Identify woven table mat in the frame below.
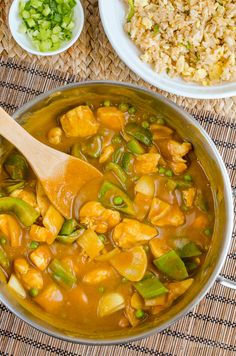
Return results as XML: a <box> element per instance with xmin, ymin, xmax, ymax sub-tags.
<box><xmin>0</xmin><ymin>1</ymin><xmax>236</xmax><ymax>355</ymax></box>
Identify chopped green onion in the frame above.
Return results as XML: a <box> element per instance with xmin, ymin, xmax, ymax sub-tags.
<box><xmin>204</xmin><ymin>228</ymin><xmax>212</xmax><ymax>236</ymax></box>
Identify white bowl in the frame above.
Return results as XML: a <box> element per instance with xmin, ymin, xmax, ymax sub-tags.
<box><xmin>9</xmin><ymin>0</ymin><xmax>84</xmax><ymax>56</ymax></box>
<box><xmin>99</xmin><ymin>0</ymin><xmax>236</xmax><ymax>99</ymax></box>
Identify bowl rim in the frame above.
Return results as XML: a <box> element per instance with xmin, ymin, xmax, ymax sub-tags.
<box><xmin>0</xmin><ymin>80</ymin><xmax>234</xmax><ymax>345</ymax></box>
<box><xmin>8</xmin><ymin>0</ymin><xmax>85</xmax><ymax>57</ymax></box>
<box><xmin>98</xmin><ymin>0</ymin><xmax>236</xmax><ymax>99</ymax></box>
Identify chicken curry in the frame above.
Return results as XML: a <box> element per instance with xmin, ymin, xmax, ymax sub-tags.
<box><xmin>0</xmin><ymin>99</ymin><xmax>214</xmax><ymax>333</ymax></box>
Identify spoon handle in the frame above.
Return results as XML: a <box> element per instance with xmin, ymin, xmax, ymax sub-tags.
<box><xmin>0</xmin><ymin>107</ymin><xmax>66</xmax><ymax>179</ymax></box>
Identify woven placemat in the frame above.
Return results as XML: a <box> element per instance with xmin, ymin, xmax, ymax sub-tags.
<box><xmin>0</xmin><ymin>1</ymin><xmax>236</xmax><ymax>355</ymax></box>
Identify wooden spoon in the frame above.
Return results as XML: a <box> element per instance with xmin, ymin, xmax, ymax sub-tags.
<box><xmin>0</xmin><ymin>107</ymin><xmax>102</xmax><ymax>218</ymax></box>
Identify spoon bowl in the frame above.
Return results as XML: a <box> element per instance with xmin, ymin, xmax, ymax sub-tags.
<box><xmin>0</xmin><ymin>107</ymin><xmax>102</xmax><ymax>218</ymax></box>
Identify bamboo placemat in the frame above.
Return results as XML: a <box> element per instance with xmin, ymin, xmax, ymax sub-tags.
<box><xmin>0</xmin><ymin>1</ymin><xmax>236</xmax><ymax>355</ymax></box>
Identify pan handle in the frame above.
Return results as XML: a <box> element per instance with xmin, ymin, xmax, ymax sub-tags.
<box><xmin>216</xmin><ymin>189</ymin><xmax>236</xmax><ymax>290</ymax></box>
<box><xmin>216</xmin><ymin>276</ymin><xmax>236</xmax><ymax>290</ymax></box>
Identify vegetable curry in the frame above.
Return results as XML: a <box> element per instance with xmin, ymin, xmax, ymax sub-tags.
<box><xmin>0</xmin><ymin>98</ymin><xmax>214</xmax><ymax>333</ymax></box>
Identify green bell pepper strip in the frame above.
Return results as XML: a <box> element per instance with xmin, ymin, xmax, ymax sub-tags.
<box><xmin>57</xmin><ymin>228</ymin><xmax>85</xmax><ymax>244</ymax></box>
<box><xmin>127</xmin><ymin>0</ymin><xmax>134</xmax><ymax>22</ymax></box>
<box><xmin>125</xmin><ymin>123</ymin><xmax>153</xmax><ymax>146</ymax></box>
<box><xmin>177</xmin><ymin>241</ymin><xmax>202</xmax><ymax>258</ymax></box>
<box><xmin>0</xmin><ymin>246</ymin><xmax>10</xmax><ymax>270</ymax></box>
<box><xmin>195</xmin><ymin>190</ymin><xmax>208</xmax><ymax>212</ymax></box>
<box><xmin>127</xmin><ymin>139</ymin><xmax>145</xmax><ymax>154</ymax></box>
<box><xmin>71</xmin><ymin>143</ymin><xmax>87</xmax><ymax>161</ymax></box>
<box><xmin>154</xmin><ymin>250</ymin><xmax>188</xmax><ymax>281</ymax></box>
<box><xmin>98</xmin><ymin>180</ymin><xmax>135</xmax><ymax>215</ymax></box>
<box><xmin>122</xmin><ymin>152</ymin><xmax>134</xmax><ymax>174</ymax></box>
<box><xmin>60</xmin><ymin>218</ymin><xmax>78</xmax><ymax>235</ymax></box>
<box><xmin>112</xmin><ymin>147</ymin><xmax>124</xmax><ymax>164</ymax></box>
<box><xmin>82</xmin><ymin>135</ymin><xmax>102</xmax><ymax>158</ymax></box>
<box><xmin>4</xmin><ymin>153</ymin><xmax>28</xmax><ymax>180</ymax></box>
<box><xmin>105</xmin><ymin>162</ymin><xmax>127</xmax><ymax>184</ymax></box>
<box><xmin>134</xmin><ymin>274</ymin><xmax>168</xmax><ymax>299</ymax></box>
<box><xmin>0</xmin><ymin>197</ymin><xmax>39</xmax><ymax>227</ymax></box>
<box><xmin>49</xmin><ymin>259</ymin><xmax>77</xmax><ymax>288</ymax></box>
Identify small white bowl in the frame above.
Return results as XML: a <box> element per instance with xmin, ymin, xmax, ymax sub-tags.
<box><xmin>9</xmin><ymin>0</ymin><xmax>84</xmax><ymax>56</ymax></box>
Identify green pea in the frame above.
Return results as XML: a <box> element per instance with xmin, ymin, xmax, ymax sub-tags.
<box><xmin>149</xmin><ymin>115</ymin><xmax>157</xmax><ymax>123</ymax></box>
<box><xmin>29</xmin><ymin>287</ymin><xmax>39</xmax><ymax>297</ymax></box>
<box><xmin>121</xmin><ymin>277</ymin><xmax>128</xmax><ymax>283</ymax></box>
<box><xmin>156</xmin><ymin>118</ymin><xmax>166</xmax><ymax>125</ymax></box>
<box><xmin>181</xmin><ymin>205</ymin><xmax>189</xmax><ymax>212</ymax></box>
<box><xmin>184</xmin><ymin>174</ymin><xmax>192</xmax><ymax>182</ymax></box>
<box><xmin>128</xmin><ymin>106</ymin><xmax>137</xmax><ymax>115</ymax></box>
<box><xmin>135</xmin><ymin>309</ymin><xmax>145</xmax><ymax>319</ymax></box>
<box><xmin>158</xmin><ymin>167</ymin><xmax>166</xmax><ymax>174</ymax></box>
<box><xmin>103</xmin><ymin>100</ymin><xmax>111</xmax><ymax>107</ymax></box>
<box><xmin>204</xmin><ymin>228</ymin><xmax>212</xmax><ymax>236</ymax></box>
<box><xmin>113</xmin><ymin>196</ymin><xmax>124</xmax><ymax>205</ymax></box>
<box><xmin>143</xmin><ymin>245</ymin><xmax>149</xmax><ymax>252</ymax></box>
<box><xmin>141</xmin><ymin>121</ymin><xmax>150</xmax><ymax>129</ymax></box>
<box><xmin>98</xmin><ymin>286</ymin><xmax>105</xmax><ymax>293</ymax></box>
<box><xmin>165</xmin><ymin>169</ymin><xmax>173</xmax><ymax>177</ymax></box>
<box><xmin>0</xmin><ymin>236</ymin><xmax>6</xmax><ymax>245</ymax></box>
<box><xmin>29</xmin><ymin>241</ymin><xmax>39</xmax><ymax>249</ymax></box>
<box><xmin>119</xmin><ymin>103</ymin><xmax>129</xmax><ymax>112</ymax></box>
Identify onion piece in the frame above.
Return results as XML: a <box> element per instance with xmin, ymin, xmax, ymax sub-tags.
<box><xmin>8</xmin><ymin>274</ymin><xmax>26</xmax><ymax>298</ymax></box>
<box><xmin>97</xmin><ymin>292</ymin><xmax>125</xmax><ymax>317</ymax></box>
<box><xmin>135</xmin><ymin>176</ymin><xmax>155</xmax><ymax>197</ymax></box>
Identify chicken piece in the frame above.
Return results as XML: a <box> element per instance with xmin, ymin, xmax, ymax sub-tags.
<box><xmin>167</xmin><ymin>278</ymin><xmax>194</xmax><ymax>304</ymax></box>
<box><xmin>150</xmin><ymin>124</ymin><xmax>173</xmax><ymax>140</ymax></box>
<box><xmin>83</xmin><ymin>267</ymin><xmax>114</xmax><ymax>284</ymax></box>
<box><xmin>35</xmin><ymin>284</ymin><xmax>64</xmax><ymax>313</ymax></box>
<box><xmin>134</xmin><ymin>153</ymin><xmax>160</xmax><ymax>175</ymax></box>
<box><xmin>29</xmin><ymin>224</ymin><xmax>54</xmax><ymax>243</ymax></box>
<box><xmin>99</xmin><ymin>144</ymin><xmax>114</xmax><ymax>164</ymax></box>
<box><xmin>30</xmin><ymin>245</ymin><xmax>52</xmax><ymax>271</ymax></box>
<box><xmin>0</xmin><ymin>214</ymin><xmax>22</xmax><ymax>247</ymax></box>
<box><xmin>149</xmin><ymin>238</ymin><xmax>170</xmax><ymax>258</ymax></box>
<box><xmin>169</xmin><ymin>161</ymin><xmax>188</xmax><ymax>175</ymax></box>
<box><xmin>112</xmin><ymin>218</ymin><xmax>157</xmax><ymax>249</ymax></box>
<box><xmin>125</xmin><ymin>304</ymin><xmax>140</xmax><ymax>326</ymax></box>
<box><xmin>16</xmin><ymin>264</ymin><xmax>44</xmax><ymax>290</ymax></box>
<box><xmin>14</xmin><ymin>258</ymin><xmax>29</xmax><ymax>275</ymax></box>
<box><xmin>182</xmin><ymin>187</ymin><xmax>196</xmax><ymax>208</ymax></box>
<box><xmin>79</xmin><ymin>201</ymin><xmax>121</xmax><ymax>233</ymax></box>
<box><xmin>167</xmin><ymin>140</ymin><xmax>192</xmax><ymax>163</ymax></box>
<box><xmin>148</xmin><ymin>198</ymin><xmax>185</xmax><ymax>227</ymax></box>
<box><xmin>97</xmin><ymin>107</ymin><xmax>125</xmax><ymax>131</ymax></box>
<box><xmin>10</xmin><ymin>188</ymin><xmax>37</xmax><ymax>208</ymax></box>
<box><xmin>36</xmin><ymin>182</ymin><xmax>50</xmax><ymax>217</ymax></box>
<box><xmin>60</xmin><ymin>105</ymin><xmax>99</xmax><ymax>138</ymax></box>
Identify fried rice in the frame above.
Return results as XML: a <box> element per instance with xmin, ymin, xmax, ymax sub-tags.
<box><xmin>124</xmin><ymin>0</ymin><xmax>236</xmax><ymax>85</ymax></box>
